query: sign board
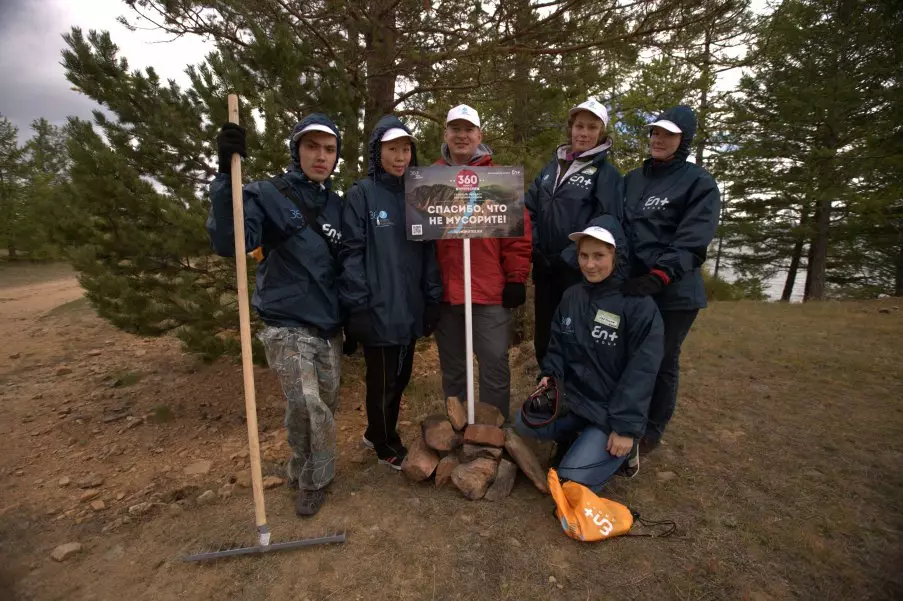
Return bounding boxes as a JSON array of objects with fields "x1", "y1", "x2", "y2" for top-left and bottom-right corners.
[{"x1": 404, "y1": 165, "x2": 525, "y2": 241}]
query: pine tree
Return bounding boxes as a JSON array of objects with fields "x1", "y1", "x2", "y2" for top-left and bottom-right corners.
[
  {"x1": 724, "y1": 0, "x2": 902, "y2": 300},
  {"x1": 0, "y1": 115, "x2": 26, "y2": 259}
]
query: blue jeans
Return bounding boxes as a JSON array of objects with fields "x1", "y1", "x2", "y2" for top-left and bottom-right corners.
[{"x1": 515, "y1": 411, "x2": 626, "y2": 493}]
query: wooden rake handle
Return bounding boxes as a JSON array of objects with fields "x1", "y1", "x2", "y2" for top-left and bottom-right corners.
[{"x1": 227, "y1": 94, "x2": 270, "y2": 545}]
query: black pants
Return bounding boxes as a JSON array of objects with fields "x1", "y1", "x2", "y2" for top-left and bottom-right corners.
[
  {"x1": 363, "y1": 343, "x2": 415, "y2": 459},
  {"x1": 533, "y1": 268, "x2": 581, "y2": 366},
  {"x1": 645, "y1": 309, "x2": 699, "y2": 441}
]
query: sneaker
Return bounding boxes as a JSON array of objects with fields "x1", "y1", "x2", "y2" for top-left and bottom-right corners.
[
  {"x1": 377, "y1": 447, "x2": 408, "y2": 471},
  {"x1": 620, "y1": 439, "x2": 640, "y2": 478},
  {"x1": 361, "y1": 435, "x2": 375, "y2": 450},
  {"x1": 295, "y1": 488, "x2": 326, "y2": 516}
]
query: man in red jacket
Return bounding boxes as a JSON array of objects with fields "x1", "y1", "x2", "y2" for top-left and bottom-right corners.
[{"x1": 434, "y1": 104, "x2": 532, "y2": 420}]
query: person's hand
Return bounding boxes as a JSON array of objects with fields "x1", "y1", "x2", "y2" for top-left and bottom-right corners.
[
  {"x1": 606, "y1": 432, "x2": 633, "y2": 457},
  {"x1": 217, "y1": 123, "x2": 246, "y2": 174},
  {"x1": 501, "y1": 282, "x2": 526, "y2": 309},
  {"x1": 621, "y1": 272, "x2": 667, "y2": 297},
  {"x1": 346, "y1": 311, "x2": 374, "y2": 345},
  {"x1": 538, "y1": 376, "x2": 551, "y2": 389},
  {"x1": 422, "y1": 304, "x2": 440, "y2": 337}
]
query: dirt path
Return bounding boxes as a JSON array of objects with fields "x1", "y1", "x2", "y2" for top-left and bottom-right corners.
[
  {"x1": 0, "y1": 277, "x2": 83, "y2": 321},
  {"x1": 1, "y1": 267, "x2": 901, "y2": 601}
]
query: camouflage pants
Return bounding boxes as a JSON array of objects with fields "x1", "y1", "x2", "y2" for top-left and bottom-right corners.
[{"x1": 258, "y1": 325, "x2": 341, "y2": 491}]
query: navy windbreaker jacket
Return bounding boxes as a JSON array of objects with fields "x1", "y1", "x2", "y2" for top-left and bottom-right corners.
[
  {"x1": 541, "y1": 215, "x2": 664, "y2": 438},
  {"x1": 206, "y1": 114, "x2": 344, "y2": 334},
  {"x1": 338, "y1": 115, "x2": 442, "y2": 346},
  {"x1": 525, "y1": 141, "x2": 624, "y2": 280},
  {"x1": 624, "y1": 106, "x2": 721, "y2": 311}
]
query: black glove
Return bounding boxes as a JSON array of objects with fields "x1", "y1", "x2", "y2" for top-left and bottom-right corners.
[
  {"x1": 501, "y1": 282, "x2": 526, "y2": 309},
  {"x1": 346, "y1": 311, "x2": 374, "y2": 345},
  {"x1": 216, "y1": 123, "x2": 246, "y2": 174},
  {"x1": 621, "y1": 272, "x2": 667, "y2": 297},
  {"x1": 422, "y1": 304, "x2": 440, "y2": 337},
  {"x1": 342, "y1": 328, "x2": 358, "y2": 356}
]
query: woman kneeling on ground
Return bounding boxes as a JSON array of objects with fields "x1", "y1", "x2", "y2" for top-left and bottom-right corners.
[{"x1": 516, "y1": 215, "x2": 663, "y2": 491}]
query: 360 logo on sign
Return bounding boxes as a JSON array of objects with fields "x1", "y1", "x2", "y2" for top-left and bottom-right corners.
[{"x1": 455, "y1": 169, "x2": 479, "y2": 191}]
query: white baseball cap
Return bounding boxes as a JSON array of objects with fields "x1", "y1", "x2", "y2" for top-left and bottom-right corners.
[
  {"x1": 380, "y1": 127, "x2": 416, "y2": 142},
  {"x1": 648, "y1": 119, "x2": 682, "y2": 134},
  {"x1": 567, "y1": 225, "x2": 616, "y2": 247},
  {"x1": 446, "y1": 104, "x2": 481, "y2": 127},
  {"x1": 568, "y1": 99, "x2": 609, "y2": 127},
  {"x1": 292, "y1": 123, "x2": 337, "y2": 143}
]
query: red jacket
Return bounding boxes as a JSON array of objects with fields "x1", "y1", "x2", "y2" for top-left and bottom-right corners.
[{"x1": 435, "y1": 154, "x2": 532, "y2": 305}]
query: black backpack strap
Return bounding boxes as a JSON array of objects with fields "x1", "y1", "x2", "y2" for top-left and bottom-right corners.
[{"x1": 269, "y1": 175, "x2": 339, "y2": 255}]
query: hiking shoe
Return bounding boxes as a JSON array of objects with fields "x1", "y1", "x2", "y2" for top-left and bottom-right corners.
[
  {"x1": 295, "y1": 488, "x2": 326, "y2": 516},
  {"x1": 361, "y1": 435, "x2": 375, "y2": 450},
  {"x1": 377, "y1": 447, "x2": 408, "y2": 471},
  {"x1": 619, "y1": 439, "x2": 640, "y2": 478}
]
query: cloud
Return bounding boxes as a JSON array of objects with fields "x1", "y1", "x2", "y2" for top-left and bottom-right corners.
[{"x1": 0, "y1": 0, "x2": 210, "y2": 142}]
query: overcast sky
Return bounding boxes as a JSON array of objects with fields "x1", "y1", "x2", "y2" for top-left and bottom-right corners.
[{"x1": 0, "y1": 0, "x2": 211, "y2": 142}]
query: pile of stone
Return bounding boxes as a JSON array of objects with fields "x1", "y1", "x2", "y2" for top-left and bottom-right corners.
[{"x1": 401, "y1": 397, "x2": 549, "y2": 500}]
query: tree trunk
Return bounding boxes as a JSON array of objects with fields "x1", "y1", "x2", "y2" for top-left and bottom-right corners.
[
  {"x1": 362, "y1": 2, "x2": 397, "y2": 174},
  {"x1": 7, "y1": 242, "x2": 16, "y2": 260},
  {"x1": 895, "y1": 239, "x2": 903, "y2": 297},
  {"x1": 807, "y1": 196, "x2": 832, "y2": 301},
  {"x1": 694, "y1": 26, "x2": 713, "y2": 167},
  {"x1": 781, "y1": 203, "x2": 810, "y2": 302},
  {"x1": 342, "y1": 17, "x2": 364, "y2": 182}
]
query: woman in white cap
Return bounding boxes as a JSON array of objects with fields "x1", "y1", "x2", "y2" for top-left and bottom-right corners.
[
  {"x1": 339, "y1": 115, "x2": 442, "y2": 470},
  {"x1": 525, "y1": 99, "x2": 624, "y2": 365},
  {"x1": 516, "y1": 214, "x2": 663, "y2": 488},
  {"x1": 622, "y1": 105, "x2": 721, "y2": 454}
]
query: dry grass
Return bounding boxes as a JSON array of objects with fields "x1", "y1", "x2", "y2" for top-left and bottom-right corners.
[{"x1": 1, "y1": 288, "x2": 901, "y2": 601}]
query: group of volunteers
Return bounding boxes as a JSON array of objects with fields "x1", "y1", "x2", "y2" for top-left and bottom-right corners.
[{"x1": 207, "y1": 99, "x2": 720, "y2": 516}]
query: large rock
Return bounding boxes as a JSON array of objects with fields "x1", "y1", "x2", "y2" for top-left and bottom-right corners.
[
  {"x1": 77, "y1": 473, "x2": 104, "y2": 488},
  {"x1": 504, "y1": 428, "x2": 549, "y2": 493},
  {"x1": 435, "y1": 455, "x2": 459, "y2": 488},
  {"x1": 474, "y1": 402, "x2": 505, "y2": 427},
  {"x1": 450, "y1": 458, "x2": 498, "y2": 500},
  {"x1": 464, "y1": 424, "x2": 505, "y2": 448},
  {"x1": 484, "y1": 459, "x2": 517, "y2": 501},
  {"x1": 460, "y1": 444, "x2": 503, "y2": 462},
  {"x1": 401, "y1": 437, "x2": 440, "y2": 482},
  {"x1": 51, "y1": 542, "x2": 83, "y2": 562},
  {"x1": 446, "y1": 397, "x2": 467, "y2": 431},
  {"x1": 422, "y1": 415, "x2": 463, "y2": 452},
  {"x1": 184, "y1": 460, "x2": 212, "y2": 476}
]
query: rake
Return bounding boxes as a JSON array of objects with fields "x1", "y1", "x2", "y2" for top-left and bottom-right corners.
[{"x1": 183, "y1": 94, "x2": 346, "y2": 562}]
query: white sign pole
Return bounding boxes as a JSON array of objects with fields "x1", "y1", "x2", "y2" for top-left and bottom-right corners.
[{"x1": 464, "y1": 238, "x2": 475, "y2": 425}]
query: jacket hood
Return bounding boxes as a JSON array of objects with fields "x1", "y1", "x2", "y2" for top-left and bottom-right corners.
[
  {"x1": 367, "y1": 115, "x2": 419, "y2": 178},
  {"x1": 440, "y1": 142, "x2": 493, "y2": 166},
  {"x1": 289, "y1": 113, "x2": 342, "y2": 175},
  {"x1": 556, "y1": 138, "x2": 613, "y2": 163},
  {"x1": 652, "y1": 105, "x2": 696, "y2": 162},
  {"x1": 582, "y1": 213, "x2": 629, "y2": 287}
]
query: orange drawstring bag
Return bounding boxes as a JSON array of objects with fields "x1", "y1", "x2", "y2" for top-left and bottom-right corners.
[{"x1": 548, "y1": 469, "x2": 636, "y2": 541}]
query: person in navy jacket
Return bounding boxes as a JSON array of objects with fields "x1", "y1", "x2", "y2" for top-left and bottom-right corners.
[
  {"x1": 525, "y1": 99, "x2": 624, "y2": 365},
  {"x1": 622, "y1": 105, "x2": 721, "y2": 452},
  {"x1": 516, "y1": 215, "x2": 663, "y2": 491},
  {"x1": 208, "y1": 114, "x2": 345, "y2": 517},
  {"x1": 339, "y1": 115, "x2": 443, "y2": 470}
]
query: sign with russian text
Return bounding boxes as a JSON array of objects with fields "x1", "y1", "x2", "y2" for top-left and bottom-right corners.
[{"x1": 404, "y1": 165, "x2": 525, "y2": 240}]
